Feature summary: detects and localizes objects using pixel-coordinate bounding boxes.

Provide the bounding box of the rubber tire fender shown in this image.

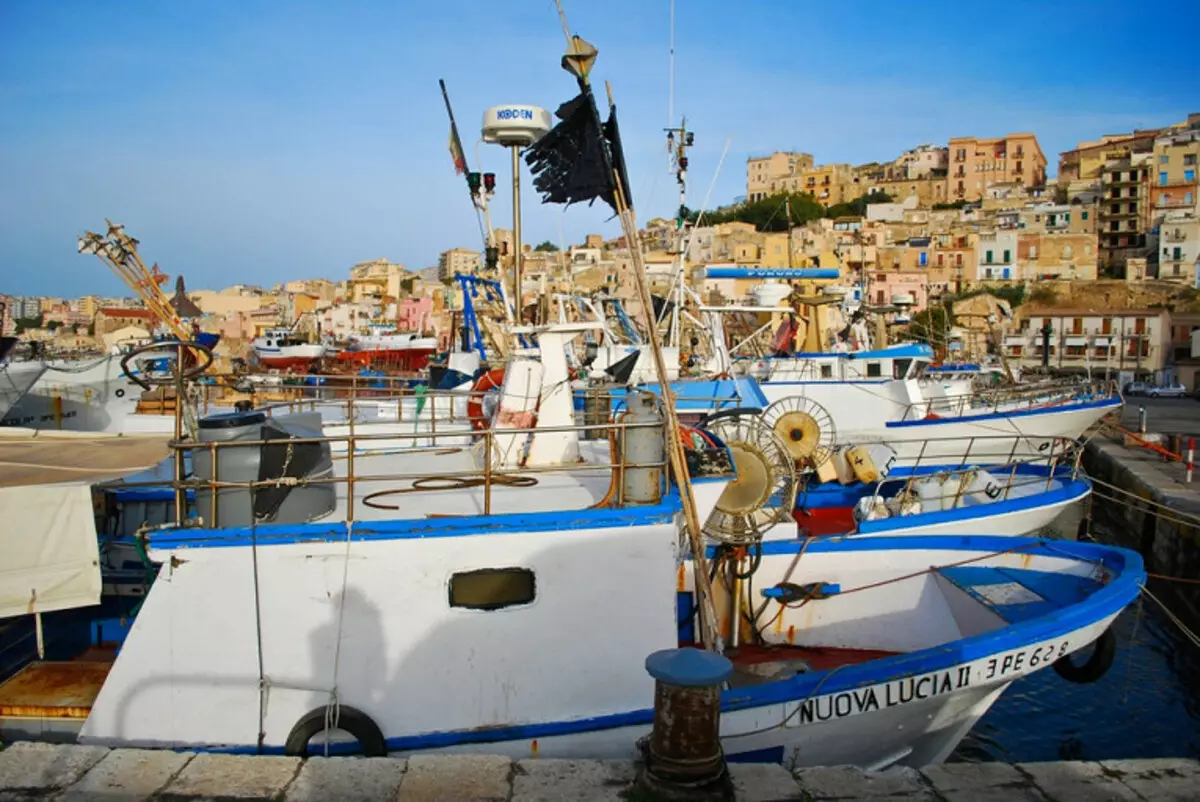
[284,705,387,757]
[1052,627,1116,684]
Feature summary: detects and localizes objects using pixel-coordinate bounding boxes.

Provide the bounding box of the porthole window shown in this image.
[866,362,882,378]
[449,568,536,611]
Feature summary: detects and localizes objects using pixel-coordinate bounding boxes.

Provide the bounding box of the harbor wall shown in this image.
[1083,437,1200,619]
[0,742,1197,801]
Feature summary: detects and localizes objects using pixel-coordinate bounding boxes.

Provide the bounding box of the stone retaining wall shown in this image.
[0,742,1196,801]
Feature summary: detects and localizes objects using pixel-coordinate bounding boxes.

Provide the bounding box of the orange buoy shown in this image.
[467,368,506,431]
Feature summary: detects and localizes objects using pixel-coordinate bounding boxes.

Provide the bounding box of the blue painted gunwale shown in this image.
[194,535,1141,756]
[146,489,698,550]
[884,395,1122,428]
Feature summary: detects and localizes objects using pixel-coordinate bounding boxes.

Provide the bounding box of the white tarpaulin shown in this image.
[0,482,102,618]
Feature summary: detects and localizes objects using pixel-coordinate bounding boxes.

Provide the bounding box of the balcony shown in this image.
[1159,178,1199,188]
[1156,198,1195,209]
[1164,230,1190,242]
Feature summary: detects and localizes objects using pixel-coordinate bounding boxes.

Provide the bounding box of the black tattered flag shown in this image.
[525,85,632,215]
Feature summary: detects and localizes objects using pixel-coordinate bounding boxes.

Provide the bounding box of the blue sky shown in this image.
[2,0,1197,297]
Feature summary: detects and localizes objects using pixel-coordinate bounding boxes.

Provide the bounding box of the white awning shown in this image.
[1093,337,1112,346]
[1065,337,1087,346]
[0,483,101,618]
[1004,336,1026,345]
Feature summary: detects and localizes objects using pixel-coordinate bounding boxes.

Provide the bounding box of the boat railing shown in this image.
[862,435,1083,515]
[110,414,681,532]
[882,433,1083,475]
[900,378,1118,421]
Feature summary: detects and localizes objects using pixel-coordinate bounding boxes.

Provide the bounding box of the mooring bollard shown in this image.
[1138,406,1147,434]
[637,647,734,801]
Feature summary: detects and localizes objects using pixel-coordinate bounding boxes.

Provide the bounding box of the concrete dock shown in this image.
[0,743,1198,801]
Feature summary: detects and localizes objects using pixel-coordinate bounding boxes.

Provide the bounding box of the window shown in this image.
[820,364,833,379]
[1186,154,1198,166]
[1187,193,1195,205]
[955,253,963,266]
[449,568,536,610]
[1002,249,1011,263]
[1072,317,1083,334]
[1160,172,1168,186]
[1082,211,1089,220]
[1160,155,1169,164]
[1029,245,1038,257]
[919,252,928,267]
[985,250,994,264]
[1174,247,1183,260]
[1129,203,1138,214]
[937,254,944,266]
[1110,204,1119,214]
[1160,193,1169,203]
[866,362,882,378]
[1187,169,1196,182]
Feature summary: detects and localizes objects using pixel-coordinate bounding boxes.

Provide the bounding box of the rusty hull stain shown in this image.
[0,662,111,719]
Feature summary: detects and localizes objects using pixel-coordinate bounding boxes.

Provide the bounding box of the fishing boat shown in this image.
[336,330,439,372]
[0,337,47,419]
[0,341,1142,772]
[252,328,327,370]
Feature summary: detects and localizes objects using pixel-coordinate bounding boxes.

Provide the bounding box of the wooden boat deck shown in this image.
[0,647,115,719]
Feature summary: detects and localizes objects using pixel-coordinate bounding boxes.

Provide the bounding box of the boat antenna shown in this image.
[440,78,499,274]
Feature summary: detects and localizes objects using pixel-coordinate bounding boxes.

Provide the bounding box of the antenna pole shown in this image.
[668,0,675,128]
[511,144,524,324]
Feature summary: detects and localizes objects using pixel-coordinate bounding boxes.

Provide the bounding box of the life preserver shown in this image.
[114,389,125,398]
[467,368,506,431]
[284,705,386,757]
[1053,628,1116,684]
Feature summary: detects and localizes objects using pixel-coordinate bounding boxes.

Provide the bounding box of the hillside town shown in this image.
[4,111,1200,387]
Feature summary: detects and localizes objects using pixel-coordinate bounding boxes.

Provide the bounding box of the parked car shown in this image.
[1148,382,1188,398]
[1124,381,1149,396]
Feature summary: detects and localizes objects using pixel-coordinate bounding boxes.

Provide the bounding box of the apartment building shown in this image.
[1157,211,1200,284]
[1058,130,1161,186]
[437,248,481,282]
[746,151,814,202]
[1017,232,1098,282]
[947,133,1046,201]
[1006,309,1169,376]
[1151,129,1200,222]
[973,230,1019,282]
[869,271,929,312]
[1098,150,1152,274]
[1016,202,1095,235]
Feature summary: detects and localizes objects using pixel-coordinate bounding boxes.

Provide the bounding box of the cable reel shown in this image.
[762,396,837,473]
[701,413,798,545]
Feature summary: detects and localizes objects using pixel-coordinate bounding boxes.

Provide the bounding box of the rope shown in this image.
[1139,585,1200,649]
[250,518,268,753]
[361,475,538,509]
[1087,474,1200,527]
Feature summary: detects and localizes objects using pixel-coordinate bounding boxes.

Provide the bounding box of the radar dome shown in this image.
[482,105,553,147]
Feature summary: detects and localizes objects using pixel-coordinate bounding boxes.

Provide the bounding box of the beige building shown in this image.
[93,307,155,336]
[1098,150,1152,274]
[348,259,406,301]
[1007,308,1169,376]
[1151,129,1200,221]
[190,290,267,317]
[746,152,814,202]
[947,133,1046,201]
[875,176,948,208]
[1157,210,1200,283]
[1017,232,1098,282]
[437,248,482,281]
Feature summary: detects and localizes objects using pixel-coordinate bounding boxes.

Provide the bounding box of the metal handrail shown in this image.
[899,379,1117,422]
[861,436,1083,518]
[104,416,686,533]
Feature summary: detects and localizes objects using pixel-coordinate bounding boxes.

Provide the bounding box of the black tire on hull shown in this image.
[284,705,387,757]
[1053,628,1116,684]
